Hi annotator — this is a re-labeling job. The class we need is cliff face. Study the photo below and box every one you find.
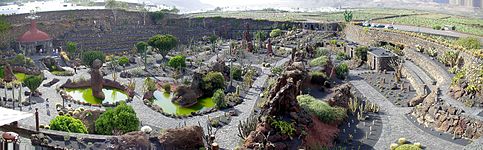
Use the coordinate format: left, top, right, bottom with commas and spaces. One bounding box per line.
1, 10, 305, 52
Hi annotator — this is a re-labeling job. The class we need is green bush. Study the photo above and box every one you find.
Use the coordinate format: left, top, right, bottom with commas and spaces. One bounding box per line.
335, 63, 349, 79
394, 144, 422, 150
310, 71, 327, 84
336, 52, 348, 61
0, 15, 11, 33
212, 89, 226, 109
95, 102, 139, 135
167, 55, 186, 70
81, 51, 105, 67
271, 66, 283, 76
297, 95, 347, 123
144, 77, 157, 92
314, 47, 329, 58
455, 37, 480, 50
432, 25, 442, 30
269, 29, 282, 38
310, 56, 329, 67
0, 67, 4, 78
270, 119, 295, 137
230, 65, 242, 80
201, 72, 225, 96
118, 56, 129, 66
49, 115, 88, 133
66, 42, 77, 56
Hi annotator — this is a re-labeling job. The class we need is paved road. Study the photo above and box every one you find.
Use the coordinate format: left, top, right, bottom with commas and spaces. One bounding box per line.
349, 78, 464, 150
372, 23, 483, 44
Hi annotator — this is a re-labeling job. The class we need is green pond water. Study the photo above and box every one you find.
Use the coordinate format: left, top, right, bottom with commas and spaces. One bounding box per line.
14, 73, 26, 82
65, 88, 128, 104
152, 90, 215, 115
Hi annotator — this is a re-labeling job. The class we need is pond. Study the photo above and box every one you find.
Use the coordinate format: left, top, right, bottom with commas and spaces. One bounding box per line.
65, 88, 128, 104
14, 73, 27, 82
152, 90, 215, 115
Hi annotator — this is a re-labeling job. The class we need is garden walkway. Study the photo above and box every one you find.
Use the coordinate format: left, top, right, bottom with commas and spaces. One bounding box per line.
349, 76, 463, 150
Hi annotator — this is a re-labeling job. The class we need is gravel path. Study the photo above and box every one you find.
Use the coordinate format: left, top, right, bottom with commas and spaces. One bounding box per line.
349, 78, 464, 150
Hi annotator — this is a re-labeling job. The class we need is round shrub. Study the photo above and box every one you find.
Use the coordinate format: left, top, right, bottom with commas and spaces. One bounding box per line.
49, 115, 88, 134
95, 102, 139, 135
201, 71, 225, 96
270, 29, 282, 38
167, 55, 186, 70
296, 95, 347, 123
81, 51, 105, 67
118, 56, 129, 66
336, 63, 349, 80
395, 144, 422, 150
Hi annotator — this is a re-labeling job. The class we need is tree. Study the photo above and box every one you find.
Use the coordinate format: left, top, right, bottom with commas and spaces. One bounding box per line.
355, 46, 369, 61
167, 55, 186, 70
23, 75, 43, 107
136, 41, 148, 69
81, 51, 105, 67
143, 77, 157, 93
212, 89, 226, 109
0, 15, 11, 33
118, 56, 129, 67
148, 34, 178, 60
270, 29, 282, 38
201, 71, 225, 96
208, 34, 218, 52
95, 102, 139, 135
50, 115, 88, 133
66, 42, 77, 58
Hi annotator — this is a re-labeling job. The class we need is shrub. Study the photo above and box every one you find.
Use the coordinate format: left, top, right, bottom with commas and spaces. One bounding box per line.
425, 48, 438, 57
310, 71, 327, 84
201, 72, 225, 96
395, 144, 422, 150
212, 89, 226, 109
162, 83, 171, 93
269, 29, 282, 38
49, 115, 88, 133
118, 56, 129, 66
336, 52, 348, 61
297, 95, 347, 123
432, 25, 442, 30
271, 66, 283, 76
95, 102, 139, 135
314, 47, 329, 58
309, 56, 328, 67
335, 63, 349, 79
66, 42, 77, 57
82, 51, 105, 67
0, 67, 4, 78
455, 37, 480, 50
225, 92, 241, 104
270, 119, 295, 137
355, 46, 368, 61
230, 65, 242, 80
167, 55, 186, 70
144, 77, 157, 92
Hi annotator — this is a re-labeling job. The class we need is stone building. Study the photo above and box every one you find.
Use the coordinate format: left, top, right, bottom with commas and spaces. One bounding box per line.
17, 17, 53, 56
367, 47, 397, 71
344, 42, 358, 59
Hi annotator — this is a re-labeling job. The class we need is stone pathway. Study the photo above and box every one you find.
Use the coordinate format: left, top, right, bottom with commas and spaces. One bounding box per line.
349, 78, 463, 150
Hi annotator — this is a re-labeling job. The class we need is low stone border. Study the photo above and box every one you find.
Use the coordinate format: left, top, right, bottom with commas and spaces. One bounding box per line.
142, 94, 243, 118
58, 89, 133, 107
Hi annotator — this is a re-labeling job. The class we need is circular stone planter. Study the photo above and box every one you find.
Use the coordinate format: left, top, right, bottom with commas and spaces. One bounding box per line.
59, 88, 132, 107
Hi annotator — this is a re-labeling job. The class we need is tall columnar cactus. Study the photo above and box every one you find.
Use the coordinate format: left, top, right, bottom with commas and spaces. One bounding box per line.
343, 10, 353, 22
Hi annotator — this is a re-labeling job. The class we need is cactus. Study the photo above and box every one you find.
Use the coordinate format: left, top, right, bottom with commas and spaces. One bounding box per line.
237, 116, 258, 140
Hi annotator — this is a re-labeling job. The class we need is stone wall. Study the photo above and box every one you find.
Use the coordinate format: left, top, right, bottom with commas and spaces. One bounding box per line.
411, 90, 483, 140
401, 64, 427, 96
343, 25, 481, 67
0, 10, 340, 53
403, 48, 449, 85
